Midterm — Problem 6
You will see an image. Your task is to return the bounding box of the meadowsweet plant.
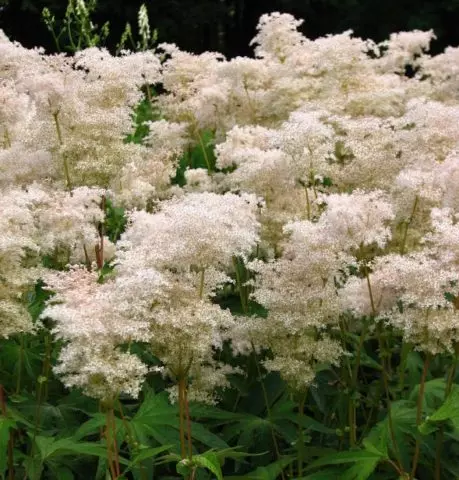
[2,9,459,480]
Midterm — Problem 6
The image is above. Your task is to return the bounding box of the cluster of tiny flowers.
[2,10,459,400]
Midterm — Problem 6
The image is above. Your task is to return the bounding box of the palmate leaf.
[365,400,416,470]
[409,378,446,411]
[419,385,459,434]
[33,435,112,460]
[129,390,230,453]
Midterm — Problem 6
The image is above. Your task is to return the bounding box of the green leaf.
[74,414,107,440]
[419,385,459,433]
[340,457,381,480]
[194,451,223,480]
[188,421,229,449]
[0,418,15,477]
[130,444,173,466]
[305,449,384,471]
[365,400,416,469]
[296,470,342,480]
[189,403,247,423]
[409,378,446,410]
[23,456,44,480]
[33,435,115,462]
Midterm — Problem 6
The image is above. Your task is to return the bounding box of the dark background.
[1,0,459,57]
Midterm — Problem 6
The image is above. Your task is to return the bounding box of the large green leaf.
[365,400,416,470]
[304,449,385,471]
[340,457,381,480]
[419,385,459,434]
[194,451,224,480]
[34,435,110,460]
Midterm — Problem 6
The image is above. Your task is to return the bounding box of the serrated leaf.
[409,378,446,410]
[365,400,416,470]
[340,457,380,480]
[194,452,223,480]
[419,385,459,433]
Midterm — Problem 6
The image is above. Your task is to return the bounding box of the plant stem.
[252,345,286,480]
[304,186,311,221]
[398,341,411,394]
[0,386,14,480]
[434,354,458,480]
[348,265,375,447]
[32,333,52,452]
[184,385,193,460]
[400,195,419,255]
[118,399,148,480]
[232,256,248,314]
[52,111,73,193]
[3,127,12,148]
[410,353,431,480]
[178,376,187,460]
[194,127,211,173]
[366,271,405,473]
[198,268,205,299]
[16,334,25,394]
[105,403,120,479]
[297,390,307,476]
[145,84,153,107]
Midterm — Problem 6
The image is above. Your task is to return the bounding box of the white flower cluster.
[2,10,459,400]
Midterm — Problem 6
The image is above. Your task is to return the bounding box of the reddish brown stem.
[184,386,193,460]
[178,377,187,460]
[0,386,14,480]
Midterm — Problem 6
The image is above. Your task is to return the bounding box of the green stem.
[349,271,371,446]
[66,17,77,51]
[184,384,193,461]
[16,334,25,394]
[398,341,411,393]
[243,82,257,123]
[146,84,153,107]
[297,390,307,476]
[198,268,205,299]
[52,111,73,193]
[232,256,248,314]
[400,195,419,255]
[434,354,458,480]
[178,376,187,460]
[410,353,431,480]
[252,345,286,480]
[304,186,311,221]
[194,128,211,173]
[3,127,11,148]
[51,28,62,52]
[104,403,119,479]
